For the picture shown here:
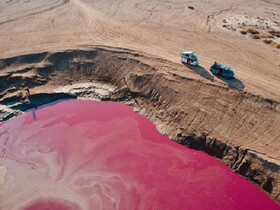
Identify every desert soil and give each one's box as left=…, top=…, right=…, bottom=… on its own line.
left=0, top=0, right=280, bottom=100
left=0, top=0, right=280, bottom=203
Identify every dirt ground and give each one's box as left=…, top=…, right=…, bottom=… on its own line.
left=0, top=0, right=280, bottom=100
left=0, top=0, right=280, bottom=203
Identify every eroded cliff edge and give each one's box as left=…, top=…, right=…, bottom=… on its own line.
left=0, top=47, right=279, bottom=202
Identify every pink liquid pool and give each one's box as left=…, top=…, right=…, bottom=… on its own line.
left=0, top=100, right=279, bottom=210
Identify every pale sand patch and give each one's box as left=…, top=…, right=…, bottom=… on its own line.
left=0, top=166, right=7, bottom=185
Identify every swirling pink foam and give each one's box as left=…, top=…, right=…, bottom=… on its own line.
left=0, top=100, right=279, bottom=210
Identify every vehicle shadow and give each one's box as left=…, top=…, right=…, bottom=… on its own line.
left=184, top=64, right=214, bottom=82
left=214, top=75, right=245, bottom=90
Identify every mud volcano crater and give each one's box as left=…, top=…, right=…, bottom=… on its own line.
left=0, top=46, right=279, bottom=202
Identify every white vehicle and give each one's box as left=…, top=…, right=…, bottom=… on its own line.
left=181, top=51, right=198, bottom=66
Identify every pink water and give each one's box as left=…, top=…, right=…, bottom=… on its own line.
left=0, top=100, right=279, bottom=210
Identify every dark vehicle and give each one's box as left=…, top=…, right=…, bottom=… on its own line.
left=210, top=63, right=234, bottom=78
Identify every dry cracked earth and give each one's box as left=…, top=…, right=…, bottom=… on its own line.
left=0, top=0, right=280, bottom=204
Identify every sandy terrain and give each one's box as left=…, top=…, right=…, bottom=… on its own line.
left=0, top=0, right=279, bottom=100
left=0, top=0, right=280, bottom=204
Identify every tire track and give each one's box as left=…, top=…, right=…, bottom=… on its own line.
left=0, top=0, right=69, bottom=25
left=71, top=0, right=103, bottom=38
left=108, top=1, right=124, bottom=19
left=262, top=0, right=280, bottom=6
left=135, top=0, right=177, bottom=26
left=0, top=0, right=20, bottom=14
left=72, top=0, right=142, bottom=43
left=206, top=7, right=233, bottom=33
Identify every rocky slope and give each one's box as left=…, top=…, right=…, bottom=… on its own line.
left=0, top=47, right=279, bottom=202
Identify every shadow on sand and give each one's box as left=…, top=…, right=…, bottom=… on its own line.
left=214, top=75, right=245, bottom=90
left=184, top=64, right=214, bottom=82
left=183, top=63, right=245, bottom=90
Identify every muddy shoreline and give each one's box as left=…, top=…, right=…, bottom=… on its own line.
left=0, top=47, right=279, bottom=202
